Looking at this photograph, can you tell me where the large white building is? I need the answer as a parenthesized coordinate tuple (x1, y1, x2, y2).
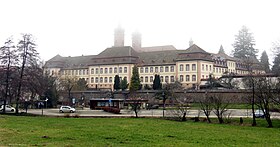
(44, 26, 265, 89)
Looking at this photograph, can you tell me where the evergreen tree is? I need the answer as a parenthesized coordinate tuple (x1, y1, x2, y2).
(129, 65, 141, 92)
(232, 26, 258, 59)
(260, 51, 270, 73)
(272, 53, 280, 75)
(218, 45, 225, 54)
(153, 74, 162, 90)
(120, 78, 128, 91)
(113, 75, 120, 90)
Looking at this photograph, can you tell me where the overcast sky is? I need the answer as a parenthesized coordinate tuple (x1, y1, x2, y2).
(0, 0, 280, 62)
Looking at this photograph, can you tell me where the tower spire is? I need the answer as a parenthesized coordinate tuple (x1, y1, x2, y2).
(114, 25, 124, 47)
(132, 30, 142, 51)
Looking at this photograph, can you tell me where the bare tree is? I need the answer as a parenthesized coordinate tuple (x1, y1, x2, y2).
(172, 95, 191, 121)
(198, 92, 213, 123)
(16, 34, 38, 114)
(0, 37, 18, 113)
(211, 94, 230, 124)
(254, 77, 275, 127)
(59, 75, 78, 105)
(242, 57, 258, 126)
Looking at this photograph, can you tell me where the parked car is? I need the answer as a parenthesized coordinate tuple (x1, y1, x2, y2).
(0, 105, 15, 113)
(59, 106, 76, 113)
(254, 109, 265, 118)
(147, 104, 159, 110)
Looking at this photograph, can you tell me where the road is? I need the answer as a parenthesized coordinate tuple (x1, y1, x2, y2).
(26, 108, 280, 119)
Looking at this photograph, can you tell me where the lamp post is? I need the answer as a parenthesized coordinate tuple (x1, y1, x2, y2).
(162, 91, 166, 117)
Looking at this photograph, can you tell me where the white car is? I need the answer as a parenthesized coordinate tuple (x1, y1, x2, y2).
(0, 105, 15, 113)
(59, 106, 76, 113)
(255, 109, 265, 118)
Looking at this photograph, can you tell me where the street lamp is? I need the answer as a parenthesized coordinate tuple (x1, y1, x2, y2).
(162, 91, 166, 117)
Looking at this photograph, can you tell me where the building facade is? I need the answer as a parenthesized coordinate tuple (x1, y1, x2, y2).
(44, 26, 265, 90)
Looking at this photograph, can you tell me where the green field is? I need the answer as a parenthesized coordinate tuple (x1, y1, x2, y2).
(0, 115, 280, 146)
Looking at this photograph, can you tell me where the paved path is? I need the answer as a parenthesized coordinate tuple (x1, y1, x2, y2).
(26, 108, 280, 119)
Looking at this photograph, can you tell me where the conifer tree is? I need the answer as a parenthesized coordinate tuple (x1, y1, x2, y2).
(232, 26, 258, 59)
(113, 75, 120, 90)
(272, 53, 280, 75)
(260, 51, 270, 73)
(129, 65, 141, 92)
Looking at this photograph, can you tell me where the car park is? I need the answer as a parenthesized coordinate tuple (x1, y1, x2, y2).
(59, 106, 76, 113)
(0, 105, 15, 113)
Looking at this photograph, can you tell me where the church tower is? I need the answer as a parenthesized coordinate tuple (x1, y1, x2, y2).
(114, 25, 124, 47)
(132, 31, 142, 51)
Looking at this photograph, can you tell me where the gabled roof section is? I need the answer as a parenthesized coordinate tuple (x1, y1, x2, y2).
(48, 54, 63, 61)
(138, 50, 178, 65)
(139, 45, 176, 52)
(212, 52, 237, 61)
(185, 44, 209, 54)
(98, 46, 138, 57)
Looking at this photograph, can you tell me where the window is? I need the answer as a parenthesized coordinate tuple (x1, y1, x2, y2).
(100, 77, 103, 83)
(75, 70, 78, 75)
(192, 75, 196, 81)
(104, 77, 108, 83)
(206, 65, 208, 71)
(180, 64, 183, 71)
(119, 67, 122, 73)
(209, 65, 211, 71)
(145, 76, 148, 82)
(100, 68, 103, 74)
(79, 70, 82, 75)
(180, 75, 183, 82)
(213, 67, 215, 72)
(91, 68, 94, 74)
(140, 77, 143, 82)
(140, 67, 144, 73)
(95, 77, 99, 83)
(150, 76, 153, 82)
(170, 66, 174, 72)
(192, 64, 196, 71)
(91, 77, 94, 83)
(160, 76, 163, 82)
(171, 76, 174, 82)
(105, 68, 108, 74)
(165, 76, 169, 83)
(114, 67, 117, 73)
(186, 75, 190, 81)
(96, 68, 99, 74)
(150, 67, 153, 73)
(155, 67, 158, 72)
(124, 67, 127, 73)
(202, 75, 204, 79)
(109, 68, 112, 73)
(160, 66, 163, 72)
(109, 77, 112, 83)
(202, 64, 204, 71)
(165, 66, 169, 72)
(145, 67, 148, 73)
(186, 64, 190, 71)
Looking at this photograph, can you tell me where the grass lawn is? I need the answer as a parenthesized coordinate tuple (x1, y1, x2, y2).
(0, 115, 280, 146)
